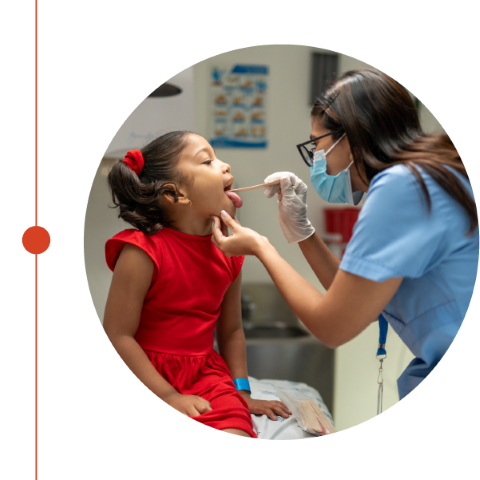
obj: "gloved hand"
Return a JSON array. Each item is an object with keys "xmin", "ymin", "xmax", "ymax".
[{"xmin": 264, "ymin": 171, "xmax": 315, "ymax": 244}]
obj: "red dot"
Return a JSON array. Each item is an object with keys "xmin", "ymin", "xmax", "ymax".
[{"xmin": 22, "ymin": 226, "xmax": 50, "ymax": 254}]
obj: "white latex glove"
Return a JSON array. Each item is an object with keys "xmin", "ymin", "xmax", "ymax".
[{"xmin": 264, "ymin": 171, "xmax": 315, "ymax": 244}]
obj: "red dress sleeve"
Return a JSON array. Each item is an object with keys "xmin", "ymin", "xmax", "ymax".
[
  {"xmin": 105, "ymin": 229, "xmax": 161, "ymax": 283},
  {"xmin": 230, "ymin": 255, "xmax": 245, "ymax": 282}
]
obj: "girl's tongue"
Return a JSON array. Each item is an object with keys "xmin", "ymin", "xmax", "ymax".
[{"xmin": 225, "ymin": 190, "xmax": 243, "ymax": 208}]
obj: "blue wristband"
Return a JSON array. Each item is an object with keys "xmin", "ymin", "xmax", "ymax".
[{"xmin": 233, "ymin": 378, "xmax": 251, "ymax": 392}]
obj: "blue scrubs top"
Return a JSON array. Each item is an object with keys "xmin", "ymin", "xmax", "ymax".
[{"xmin": 340, "ymin": 164, "xmax": 478, "ymax": 399}]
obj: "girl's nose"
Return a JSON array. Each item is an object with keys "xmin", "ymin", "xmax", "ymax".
[{"xmin": 220, "ymin": 161, "xmax": 231, "ymax": 174}]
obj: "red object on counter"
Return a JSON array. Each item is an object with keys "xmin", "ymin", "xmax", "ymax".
[{"xmin": 324, "ymin": 208, "xmax": 360, "ymax": 243}]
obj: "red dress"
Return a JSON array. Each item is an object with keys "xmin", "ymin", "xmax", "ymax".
[{"xmin": 105, "ymin": 227, "xmax": 256, "ymax": 437}]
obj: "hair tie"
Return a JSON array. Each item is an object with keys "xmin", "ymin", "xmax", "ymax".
[{"xmin": 123, "ymin": 150, "xmax": 144, "ymax": 176}]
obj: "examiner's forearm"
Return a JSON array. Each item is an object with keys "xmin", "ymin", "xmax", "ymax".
[
  {"xmin": 299, "ymin": 232, "xmax": 340, "ymax": 290},
  {"xmin": 254, "ymin": 242, "xmax": 326, "ymax": 337}
]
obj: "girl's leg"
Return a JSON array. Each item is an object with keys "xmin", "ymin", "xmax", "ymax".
[{"xmin": 222, "ymin": 428, "xmax": 251, "ymax": 437}]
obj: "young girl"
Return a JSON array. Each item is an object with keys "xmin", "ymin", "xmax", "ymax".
[{"xmin": 103, "ymin": 131, "xmax": 291, "ymax": 438}]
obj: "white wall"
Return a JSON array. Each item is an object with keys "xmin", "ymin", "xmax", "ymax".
[{"xmin": 193, "ymin": 45, "xmax": 445, "ymax": 430}]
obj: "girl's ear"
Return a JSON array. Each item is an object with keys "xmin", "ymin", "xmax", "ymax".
[
  {"xmin": 161, "ymin": 183, "xmax": 191, "ymax": 206},
  {"xmin": 160, "ymin": 183, "xmax": 177, "ymax": 205}
]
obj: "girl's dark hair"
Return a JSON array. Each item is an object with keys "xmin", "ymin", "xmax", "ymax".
[
  {"xmin": 312, "ymin": 69, "xmax": 477, "ymax": 234},
  {"xmin": 108, "ymin": 130, "xmax": 193, "ymax": 235}
]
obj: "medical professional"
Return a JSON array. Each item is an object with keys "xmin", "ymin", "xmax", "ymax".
[{"xmin": 212, "ymin": 69, "xmax": 478, "ymax": 399}]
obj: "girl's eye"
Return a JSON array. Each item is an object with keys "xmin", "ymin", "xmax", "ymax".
[{"xmin": 203, "ymin": 160, "xmax": 213, "ymax": 165}]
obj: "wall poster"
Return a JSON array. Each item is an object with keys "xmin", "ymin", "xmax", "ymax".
[{"xmin": 209, "ymin": 64, "xmax": 268, "ymax": 149}]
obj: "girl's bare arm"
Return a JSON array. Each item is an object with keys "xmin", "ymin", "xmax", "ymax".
[
  {"xmin": 215, "ymin": 271, "xmax": 249, "ymax": 379},
  {"xmin": 103, "ymin": 244, "xmax": 211, "ymax": 416}
]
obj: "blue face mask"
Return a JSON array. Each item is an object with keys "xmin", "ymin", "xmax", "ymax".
[{"xmin": 310, "ymin": 134, "xmax": 364, "ymax": 206}]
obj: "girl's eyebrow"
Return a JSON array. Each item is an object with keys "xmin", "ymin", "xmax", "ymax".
[
  {"xmin": 193, "ymin": 148, "xmax": 207, "ymax": 158},
  {"xmin": 194, "ymin": 147, "xmax": 211, "ymax": 158}
]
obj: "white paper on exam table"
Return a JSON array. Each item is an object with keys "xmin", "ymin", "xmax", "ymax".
[
  {"xmin": 275, "ymin": 387, "xmax": 336, "ymax": 435},
  {"xmin": 248, "ymin": 377, "xmax": 334, "ymax": 440}
]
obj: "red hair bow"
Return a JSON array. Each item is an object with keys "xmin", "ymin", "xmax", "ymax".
[{"xmin": 123, "ymin": 150, "xmax": 144, "ymax": 175}]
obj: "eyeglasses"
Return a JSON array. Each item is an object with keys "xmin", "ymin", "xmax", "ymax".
[{"xmin": 296, "ymin": 133, "xmax": 334, "ymax": 167}]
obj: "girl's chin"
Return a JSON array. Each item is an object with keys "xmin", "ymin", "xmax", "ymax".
[
  {"xmin": 224, "ymin": 205, "xmax": 237, "ymax": 218},
  {"xmin": 220, "ymin": 200, "xmax": 236, "ymax": 218}
]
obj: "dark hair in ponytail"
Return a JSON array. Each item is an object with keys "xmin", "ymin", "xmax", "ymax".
[
  {"xmin": 312, "ymin": 69, "xmax": 477, "ymax": 234},
  {"xmin": 108, "ymin": 130, "xmax": 193, "ymax": 235}
]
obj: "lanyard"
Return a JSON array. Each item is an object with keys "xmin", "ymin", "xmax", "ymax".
[{"xmin": 376, "ymin": 314, "xmax": 388, "ymax": 415}]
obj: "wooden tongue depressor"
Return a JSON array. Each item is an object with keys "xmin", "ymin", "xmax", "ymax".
[{"xmin": 229, "ymin": 180, "xmax": 280, "ymax": 193}]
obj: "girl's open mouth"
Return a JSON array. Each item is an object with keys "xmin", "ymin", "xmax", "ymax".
[{"xmin": 224, "ymin": 184, "xmax": 243, "ymax": 208}]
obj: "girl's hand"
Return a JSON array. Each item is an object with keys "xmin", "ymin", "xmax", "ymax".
[
  {"xmin": 211, "ymin": 211, "xmax": 272, "ymax": 257},
  {"xmin": 240, "ymin": 392, "xmax": 292, "ymax": 421},
  {"xmin": 164, "ymin": 392, "xmax": 212, "ymax": 417}
]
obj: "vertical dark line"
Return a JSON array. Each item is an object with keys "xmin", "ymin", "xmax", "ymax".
[
  {"xmin": 35, "ymin": 0, "xmax": 38, "ymax": 227},
  {"xmin": 35, "ymin": 254, "xmax": 38, "ymax": 480}
]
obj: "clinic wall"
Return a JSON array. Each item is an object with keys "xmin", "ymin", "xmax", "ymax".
[{"xmin": 192, "ymin": 45, "xmax": 446, "ymax": 430}]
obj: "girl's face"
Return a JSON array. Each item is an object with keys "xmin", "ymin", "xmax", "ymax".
[{"xmin": 176, "ymin": 134, "xmax": 239, "ymax": 218}]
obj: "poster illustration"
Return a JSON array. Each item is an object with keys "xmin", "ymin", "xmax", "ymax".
[{"xmin": 209, "ymin": 64, "xmax": 268, "ymax": 148}]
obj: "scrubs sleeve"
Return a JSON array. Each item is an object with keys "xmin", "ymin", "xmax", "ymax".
[{"xmin": 340, "ymin": 165, "xmax": 448, "ymax": 282}]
